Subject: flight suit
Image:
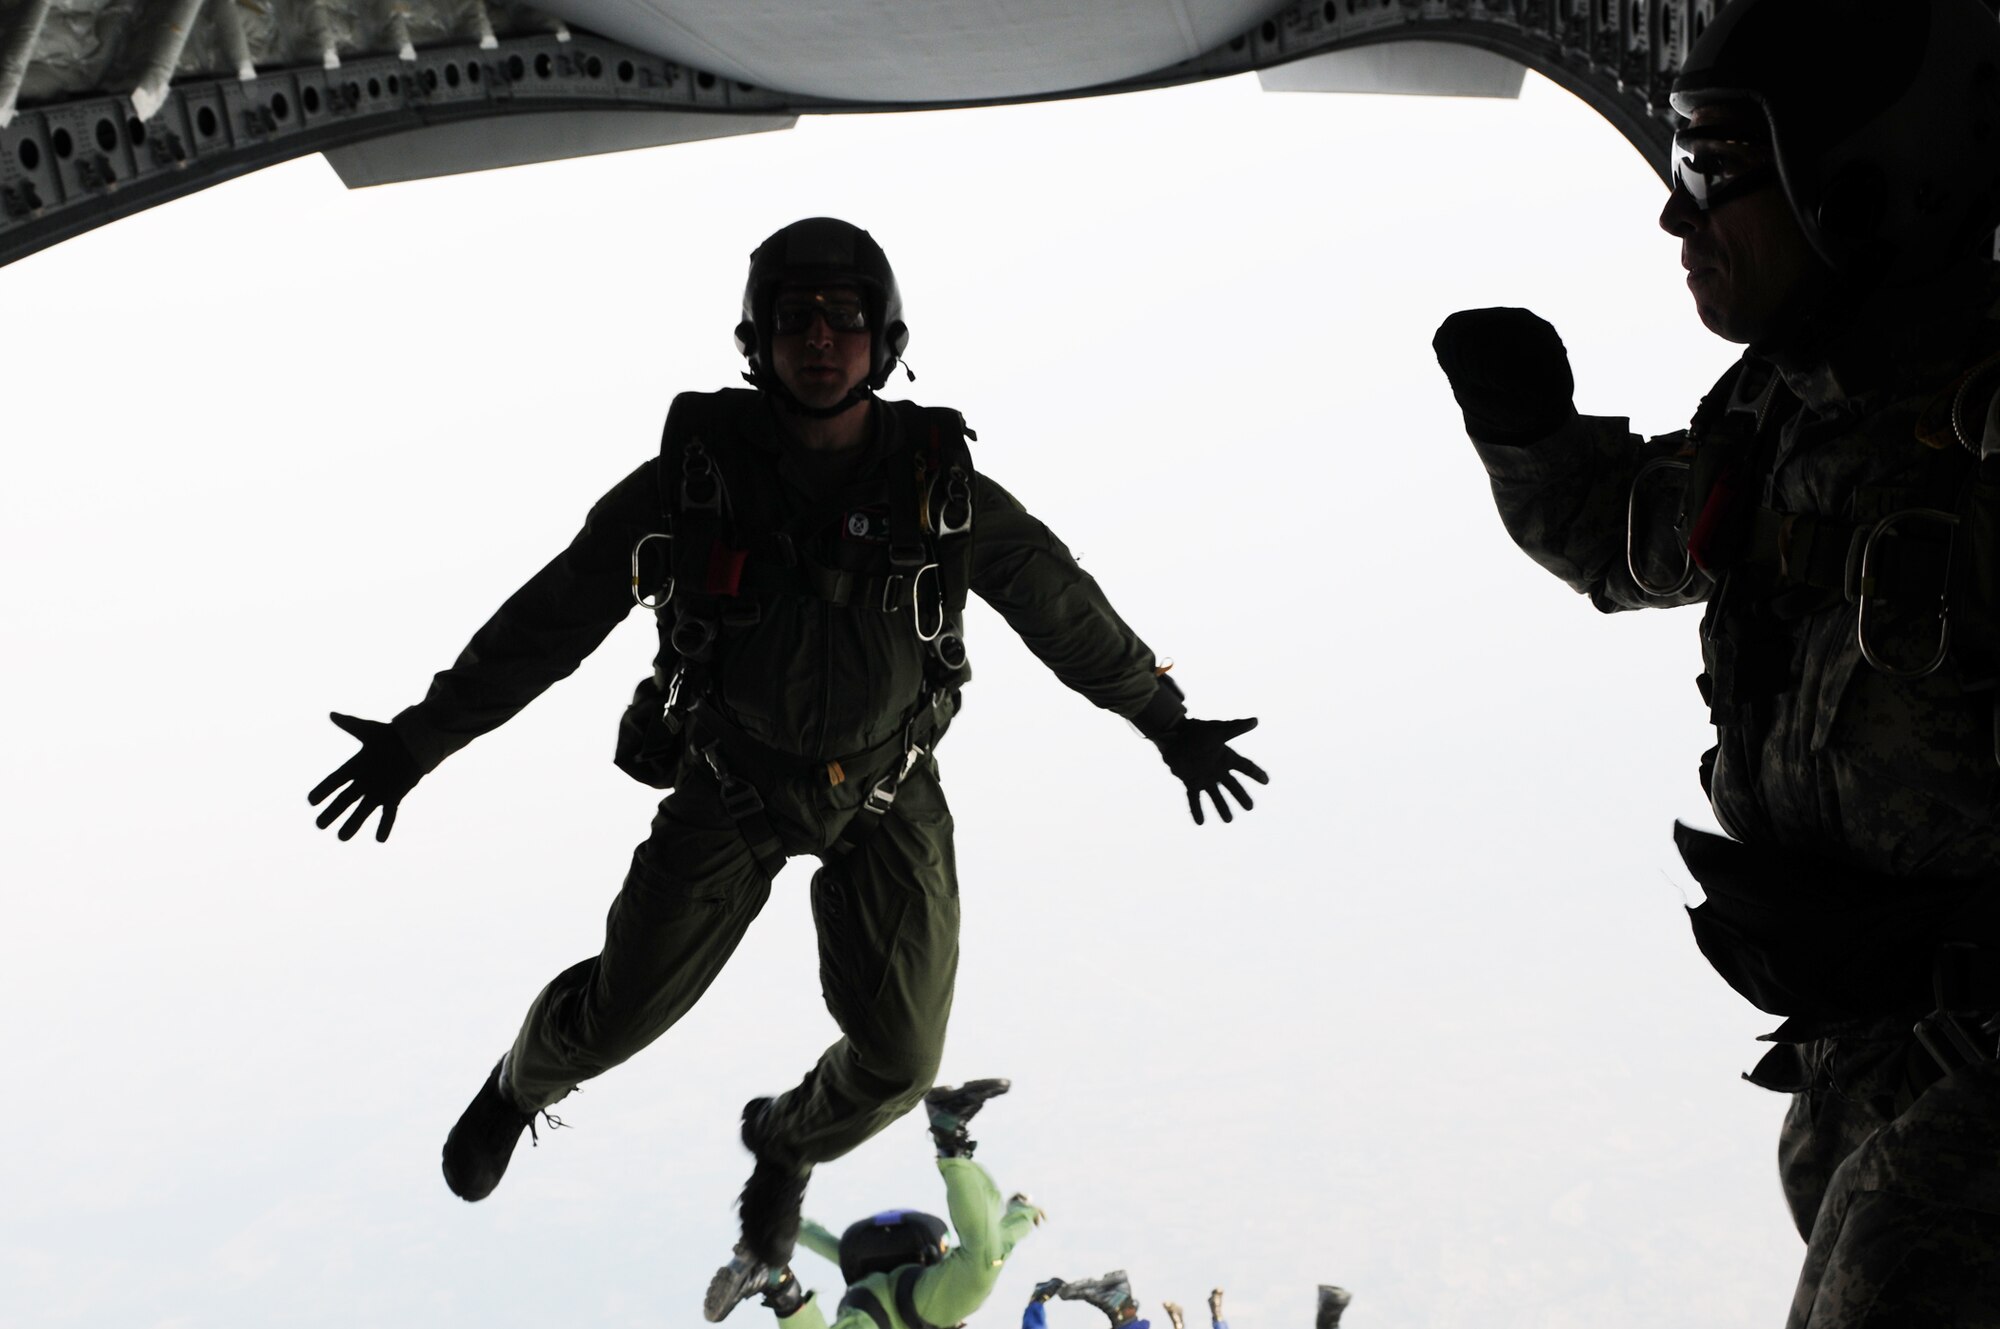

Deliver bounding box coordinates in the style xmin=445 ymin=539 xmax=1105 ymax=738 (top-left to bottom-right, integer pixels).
xmin=1471 ymin=269 xmax=2000 ymax=1324
xmin=782 ymin=1179 xmax=1042 ymax=1329
xmin=388 ymin=390 xmax=1175 ymax=1166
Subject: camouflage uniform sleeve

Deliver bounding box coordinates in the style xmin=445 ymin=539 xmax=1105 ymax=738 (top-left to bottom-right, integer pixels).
xmin=967 ymin=473 xmax=1166 ymax=720
xmin=388 ymin=459 xmax=659 ymax=773
xmin=1473 ymin=412 xmax=1712 ymax=613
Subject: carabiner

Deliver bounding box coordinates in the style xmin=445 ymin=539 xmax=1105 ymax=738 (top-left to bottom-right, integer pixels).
xmin=1626 ymin=456 xmax=1697 ymax=598
xmin=911 ymin=563 xmax=944 ymax=642
xmin=630 ymin=532 xmax=675 ymax=608
xmin=1855 ymin=507 xmax=1958 ymax=678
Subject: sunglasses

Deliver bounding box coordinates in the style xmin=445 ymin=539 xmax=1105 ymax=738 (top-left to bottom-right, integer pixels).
xmin=1670 ymin=129 xmax=1779 ymax=212
xmin=772 ymin=298 xmax=870 ymax=335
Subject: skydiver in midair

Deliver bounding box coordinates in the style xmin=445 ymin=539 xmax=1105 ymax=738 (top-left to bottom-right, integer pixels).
xmin=308 ymin=217 xmax=1266 ymax=1278
xmin=1040 ymin=1270 xmax=1149 ymax=1328
xmin=1432 ymin=1 xmax=2000 ymax=1320
xmin=701 ymin=1077 xmax=1036 ymax=1327
xmin=1160 ymin=1283 xmax=1354 ymax=1329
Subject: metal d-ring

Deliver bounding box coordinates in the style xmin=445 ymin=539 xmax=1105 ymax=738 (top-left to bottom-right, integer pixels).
xmin=1856 ymin=507 xmax=1958 ymax=678
xmin=1626 ymin=455 xmax=1696 ymax=598
xmin=911 ymin=562 xmax=944 ymax=642
xmin=630 ymin=532 xmax=674 ymax=608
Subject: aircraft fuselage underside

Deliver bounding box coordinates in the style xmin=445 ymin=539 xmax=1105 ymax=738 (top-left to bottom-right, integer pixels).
xmin=0 ymin=0 xmax=1705 ymax=271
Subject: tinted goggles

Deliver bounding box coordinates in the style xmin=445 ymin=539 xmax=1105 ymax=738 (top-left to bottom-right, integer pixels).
xmin=1669 ymin=129 xmax=1778 ymax=212
xmin=772 ymin=297 xmax=869 ymax=335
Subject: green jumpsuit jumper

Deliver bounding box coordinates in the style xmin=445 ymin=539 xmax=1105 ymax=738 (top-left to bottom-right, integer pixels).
xmin=387 ymin=390 xmax=1176 ymax=1166
xmin=782 ymin=1165 xmax=1041 ymax=1329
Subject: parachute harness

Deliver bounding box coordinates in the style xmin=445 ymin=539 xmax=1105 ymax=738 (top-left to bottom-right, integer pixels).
xmin=623 ymin=389 xmax=977 ymax=877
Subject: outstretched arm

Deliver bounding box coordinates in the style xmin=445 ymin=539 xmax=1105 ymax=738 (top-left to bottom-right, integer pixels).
xmin=796 ymin=1219 xmax=842 ymax=1266
xmin=911 ymin=1158 xmax=1009 ymax=1327
xmin=308 ymin=460 xmax=658 ymax=841
xmin=969 ymin=476 xmax=1266 ymax=824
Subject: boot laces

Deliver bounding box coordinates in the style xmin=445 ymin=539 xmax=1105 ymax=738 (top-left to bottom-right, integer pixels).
xmin=526 ymin=1099 xmax=571 ymax=1147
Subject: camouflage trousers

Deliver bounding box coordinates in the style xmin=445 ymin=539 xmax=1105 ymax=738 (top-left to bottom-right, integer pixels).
xmin=1778 ymin=1024 xmax=2000 ymax=1326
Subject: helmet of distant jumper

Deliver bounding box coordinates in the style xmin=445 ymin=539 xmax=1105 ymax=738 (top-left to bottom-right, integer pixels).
xmin=837 ymin=1209 xmax=949 ymax=1284
xmin=1670 ymin=0 xmax=2000 ymax=283
xmin=735 ymin=217 xmax=909 ymax=391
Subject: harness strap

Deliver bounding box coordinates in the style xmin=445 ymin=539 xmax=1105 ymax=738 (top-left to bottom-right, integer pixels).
xmin=839 ymin=1286 xmax=894 ymax=1329
xmin=734 ymin=558 xmax=916 ymax=613
xmin=686 ymin=699 xmax=929 ymax=793
xmin=836 ymin=1270 xmax=940 ymax=1329
xmin=633 ymin=390 xmax=975 ymax=863
xmin=684 ymin=705 xmax=788 ymax=883
xmin=1729 ymin=507 xmax=1955 ymax=606
xmin=893 ymin=1265 xmax=940 ymax=1329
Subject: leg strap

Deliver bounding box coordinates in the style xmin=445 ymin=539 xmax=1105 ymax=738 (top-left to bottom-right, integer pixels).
xmin=694 ymin=736 xmax=788 ymax=882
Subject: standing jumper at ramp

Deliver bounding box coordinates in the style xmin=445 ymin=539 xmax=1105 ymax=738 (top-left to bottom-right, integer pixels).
xmin=1434 ymin=1 xmax=2000 ymax=1321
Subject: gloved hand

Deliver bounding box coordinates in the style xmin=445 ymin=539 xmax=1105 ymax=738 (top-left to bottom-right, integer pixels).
xmin=1153 ymin=717 xmax=1268 ymax=826
xmin=308 ymin=712 xmax=422 ymax=842
xmin=1431 ymin=307 xmax=1575 ymax=447
xmin=1032 ymin=1278 xmax=1067 ymax=1304
xmin=1008 ymin=1192 xmax=1049 ymax=1227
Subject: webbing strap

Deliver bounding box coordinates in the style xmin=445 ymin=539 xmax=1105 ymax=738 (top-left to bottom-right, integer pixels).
xmin=734 ymin=558 xmax=912 ymax=612
xmin=834 ymin=1269 xmax=941 ymax=1329
xmin=893 ymin=1265 xmax=940 ymax=1329
xmin=839 ymin=1286 xmax=894 ymax=1329
xmin=684 ymin=705 xmax=788 ymax=882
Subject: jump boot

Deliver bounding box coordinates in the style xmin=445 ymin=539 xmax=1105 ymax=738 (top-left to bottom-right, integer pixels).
xmin=1162 ymin=1301 xmax=1187 ymax=1329
xmin=1061 ymin=1270 xmax=1139 ymax=1325
xmin=702 ymin=1244 xmax=806 ymax=1324
xmin=1316 ymin=1285 xmax=1353 ymax=1329
xmin=440 ymin=1058 xmax=540 ymax=1201
xmin=736 ymin=1097 xmax=813 ymax=1266
xmin=923 ymin=1078 xmax=1011 ymax=1157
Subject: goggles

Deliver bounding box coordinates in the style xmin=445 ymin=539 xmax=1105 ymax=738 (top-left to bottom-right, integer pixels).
xmin=772 ymin=295 xmax=869 ymax=335
xmin=1669 ymin=129 xmax=1778 ymax=212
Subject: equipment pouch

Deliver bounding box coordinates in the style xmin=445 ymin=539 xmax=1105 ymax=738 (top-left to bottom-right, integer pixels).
xmin=1676 ymin=822 xmax=1986 ymax=1019
xmin=613 ymin=674 xmax=684 ymax=790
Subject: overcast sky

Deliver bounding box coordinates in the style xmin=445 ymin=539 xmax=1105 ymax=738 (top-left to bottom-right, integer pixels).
xmin=2 ymin=68 xmax=1797 ymax=1329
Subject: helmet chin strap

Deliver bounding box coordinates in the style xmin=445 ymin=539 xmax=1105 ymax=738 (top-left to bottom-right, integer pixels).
xmin=742 ymin=368 xmax=876 ymax=420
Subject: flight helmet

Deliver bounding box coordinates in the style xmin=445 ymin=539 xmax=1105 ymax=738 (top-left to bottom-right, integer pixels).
xmin=735 ymin=217 xmax=909 ymax=396
xmin=837 ymin=1209 xmax=950 ymax=1284
xmin=1669 ymin=0 xmax=2000 ymax=282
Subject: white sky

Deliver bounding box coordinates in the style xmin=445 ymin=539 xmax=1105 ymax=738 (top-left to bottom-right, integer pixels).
xmin=0 ymin=70 xmax=1797 ymax=1329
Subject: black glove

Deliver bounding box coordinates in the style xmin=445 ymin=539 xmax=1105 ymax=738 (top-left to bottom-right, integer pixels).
xmin=1431 ymin=307 xmax=1575 ymax=447
xmin=1153 ymin=717 xmax=1268 ymax=826
xmin=308 ymin=712 xmax=422 ymax=843
xmin=1033 ymin=1279 xmax=1068 ymax=1304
